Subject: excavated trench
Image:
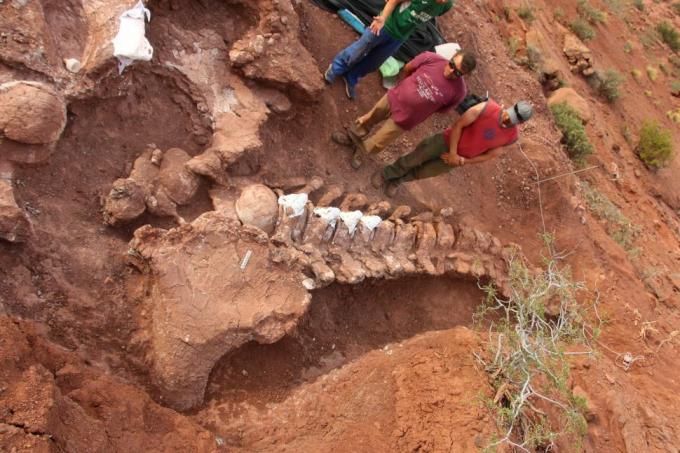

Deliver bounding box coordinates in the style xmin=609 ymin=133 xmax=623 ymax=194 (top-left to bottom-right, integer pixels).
xmin=196 ymin=276 xmax=487 ymax=424
xmin=1 ymin=69 xmax=211 ymax=376
xmin=1 ymin=0 xmax=516 ymax=447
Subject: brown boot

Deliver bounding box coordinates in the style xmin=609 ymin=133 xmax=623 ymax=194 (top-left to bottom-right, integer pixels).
xmin=331 ymin=130 xmax=352 ymax=146
xmin=350 ymin=148 xmax=363 ymax=169
xmin=346 ymin=127 xmax=368 ymax=154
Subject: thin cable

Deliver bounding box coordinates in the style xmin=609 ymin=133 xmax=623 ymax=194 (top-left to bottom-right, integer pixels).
xmin=537 ymin=165 xmax=601 ymax=184
xmin=517 ymin=141 xmax=547 ymax=237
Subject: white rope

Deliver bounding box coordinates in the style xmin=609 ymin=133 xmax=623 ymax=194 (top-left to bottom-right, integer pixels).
xmin=517 ymin=141 xmax=547 ymax=237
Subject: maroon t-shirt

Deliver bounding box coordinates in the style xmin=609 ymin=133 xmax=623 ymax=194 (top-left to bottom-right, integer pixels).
xmin=387 ymin=51 xmax=467 ymax=131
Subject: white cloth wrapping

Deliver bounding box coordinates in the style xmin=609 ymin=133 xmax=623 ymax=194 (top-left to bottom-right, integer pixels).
xmin=278 ymin=193 xmax=308 ymax=218
xmin=112 ymin=1 xmax=153 ymax=73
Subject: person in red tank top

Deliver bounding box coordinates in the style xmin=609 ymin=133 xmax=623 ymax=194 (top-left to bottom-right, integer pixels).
xmin=371 ymin=98 xmax=533 ymax=197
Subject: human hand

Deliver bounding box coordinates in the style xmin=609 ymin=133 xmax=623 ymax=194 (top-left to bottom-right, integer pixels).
xmin=369 ymin=16 xmax=385 ymax=35
xmin=441 ymin=153 xmax=464 ymax=166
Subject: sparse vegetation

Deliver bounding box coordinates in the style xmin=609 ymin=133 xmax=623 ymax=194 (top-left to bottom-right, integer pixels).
xmin=554 ymin=7 xmax=566 ymax=23
xmin=667 ymin=107 xmax=680 ymax=124
xmin=636 ymin=120 xmax=674 ymax=169
xmin=508 ymin=36 xmax=520 ymax=57
xmin=640 ymin=28 xmax=658 ymax=49
xmin=673 ymin=2 xmax=680 ymax=15
xmin=657 ymin=21 xmax=680 ymax=52
xmin=631 ymin=68 xmax=642 ymax=80
xmin=570 ymin=18 xmax=596 ymax=41
xmin=580 ymin=181 xmax=641 ymax=251
xmin=633 ymin=0 xmax=645 ymax=12
xmin=517 ymin=4 xmax=536 ymax=23
xmin=671 ymin=79 xmax=680 ymax=95
xmin=475 ymin=241 xmax=593 ymax=452
xmin=590 ymin=69 xmax=624 ymax=102
xmin=578 ymin=0 xmax=608 ymax=24
xmin=623 ymin=41 xmax=634 ymax=53
xmin=646 ymin=65 xmax=659 ymax=81
xmin=523 ymin=45 xmax=543 ymax=71
xmin=550 ymin=103 xmax=594 ymax=161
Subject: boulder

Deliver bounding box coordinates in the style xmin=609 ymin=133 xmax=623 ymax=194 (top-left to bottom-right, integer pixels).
xmin=548 ymin=87 xmax=592 ymax=124
xmin=0 ymin=82 xmax=67 ymax=145
xmin=235 ymin=184 xmax=279 ymax=234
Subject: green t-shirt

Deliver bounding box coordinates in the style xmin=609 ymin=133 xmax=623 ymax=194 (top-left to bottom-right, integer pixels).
xmin=384 ymin=0 xmax=454 ymax=41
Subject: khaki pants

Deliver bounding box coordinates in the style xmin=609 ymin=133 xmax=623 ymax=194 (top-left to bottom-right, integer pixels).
xmin=382 ymin=133 xmax=451 ymax=183
xmin=356 ymin=95 xmax=404 ymax=154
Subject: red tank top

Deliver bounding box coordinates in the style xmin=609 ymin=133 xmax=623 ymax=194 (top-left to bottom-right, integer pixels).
xmin=443 ymin=100 xmax=518 ymax=158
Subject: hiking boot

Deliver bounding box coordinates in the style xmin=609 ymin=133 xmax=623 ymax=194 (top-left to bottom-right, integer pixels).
xmin=350 ymin=149 xmax=363 ymax=169
xmin=349 ymin=122 xmax=369 ymax=138
xmin=370 ymin=170 xmax=386 ymax=189
xmin=331 ymin=130 xmax=352 ymax=146
xmin=384 ymin=181 xmax=400 ymax=197
xmin=346 ymin=128 xmax=367 ymax=153
xmin=323 ymin=64 xmax=335 ymax=84
xmin=343 ymin=76 xmax=356 ymax=100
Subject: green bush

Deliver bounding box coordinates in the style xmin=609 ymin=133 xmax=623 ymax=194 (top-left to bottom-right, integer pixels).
xmin=633 ymin=0 xmax=645 ymax=12
xmin=550 ymin=103 xmax=594 ymax=161
xmin=517 ymin=5 xmax=536 ymax=23
xmin=570 ymin=18 xmax=596 ymax=41
xmin=657 ymin=21 xmax=680 ymax=52
xmin=636 ymin=121 xmax=674 ymax=169
xmin=589 ymin=69 xmax=623 ymax=102
xmin=578 ymin=0 xmax=607 ymax=24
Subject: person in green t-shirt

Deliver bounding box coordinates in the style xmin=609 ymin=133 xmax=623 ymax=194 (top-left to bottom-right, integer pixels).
xmin=324 ymin=0 xmax=454 ymax=100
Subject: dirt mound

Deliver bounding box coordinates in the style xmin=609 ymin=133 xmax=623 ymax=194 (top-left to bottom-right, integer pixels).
xmin=0 ymin=316 xmax=218 ymax=452
xmin=199 ymin=327 xmax=496 ymax=452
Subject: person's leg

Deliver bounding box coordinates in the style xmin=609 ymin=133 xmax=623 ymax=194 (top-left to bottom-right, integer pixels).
xmin=329 ymin=28 xmax=382 ymax=82
xmin=382 ymin=134 xmax=449 ymax=182
xmin=344 ymin=31 xmax=404 ymax=87
xmin=354 ymin=94 xmax=390 ymax=136
xmin=363 ymin=118 xmax=404 ymax=153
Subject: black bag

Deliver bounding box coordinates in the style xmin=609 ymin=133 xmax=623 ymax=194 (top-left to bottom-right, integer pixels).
xmin=456 ymin=93 xmax=488 ymax=114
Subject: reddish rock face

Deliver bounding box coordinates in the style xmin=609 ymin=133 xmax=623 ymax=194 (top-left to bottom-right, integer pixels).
xmin=0 ymin=177 xmax=31 ymax=243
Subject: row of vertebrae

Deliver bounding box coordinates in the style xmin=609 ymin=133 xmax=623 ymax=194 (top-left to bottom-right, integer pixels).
xmin=264 ymin=182 xmax=518 ymax=296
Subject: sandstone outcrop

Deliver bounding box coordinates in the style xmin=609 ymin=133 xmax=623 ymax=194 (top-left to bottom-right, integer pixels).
xmin=548 ymin=87 xmax=592 ymax=124
xmin=0 ymin=163 xmax=31 ymax=243
xmin=229 ymin=0 xmax=325 ymax=99
xmin=563 ymin=34 xmax=594 ymax=77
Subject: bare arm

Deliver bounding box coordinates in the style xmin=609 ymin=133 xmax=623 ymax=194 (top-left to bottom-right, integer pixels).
xmin=402 ymin=61 xmax=416 ymax=77
xmin=460 ymin=147 xmax=503 ymax=165
xmin=441 ymin=103 xmax=486 ymax=166
xmin=370 ymin=0 xmax=404 ymax=34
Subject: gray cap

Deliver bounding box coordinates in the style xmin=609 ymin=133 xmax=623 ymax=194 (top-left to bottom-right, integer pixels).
xmin=506 ymin=101 xmax=533 ymax=125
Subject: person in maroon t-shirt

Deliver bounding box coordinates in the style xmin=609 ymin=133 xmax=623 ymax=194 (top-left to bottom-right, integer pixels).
xmin=332 ymin=50 xmax=477 ymax=169
xmin=371 ymin=99 xmax=533 ymax=197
